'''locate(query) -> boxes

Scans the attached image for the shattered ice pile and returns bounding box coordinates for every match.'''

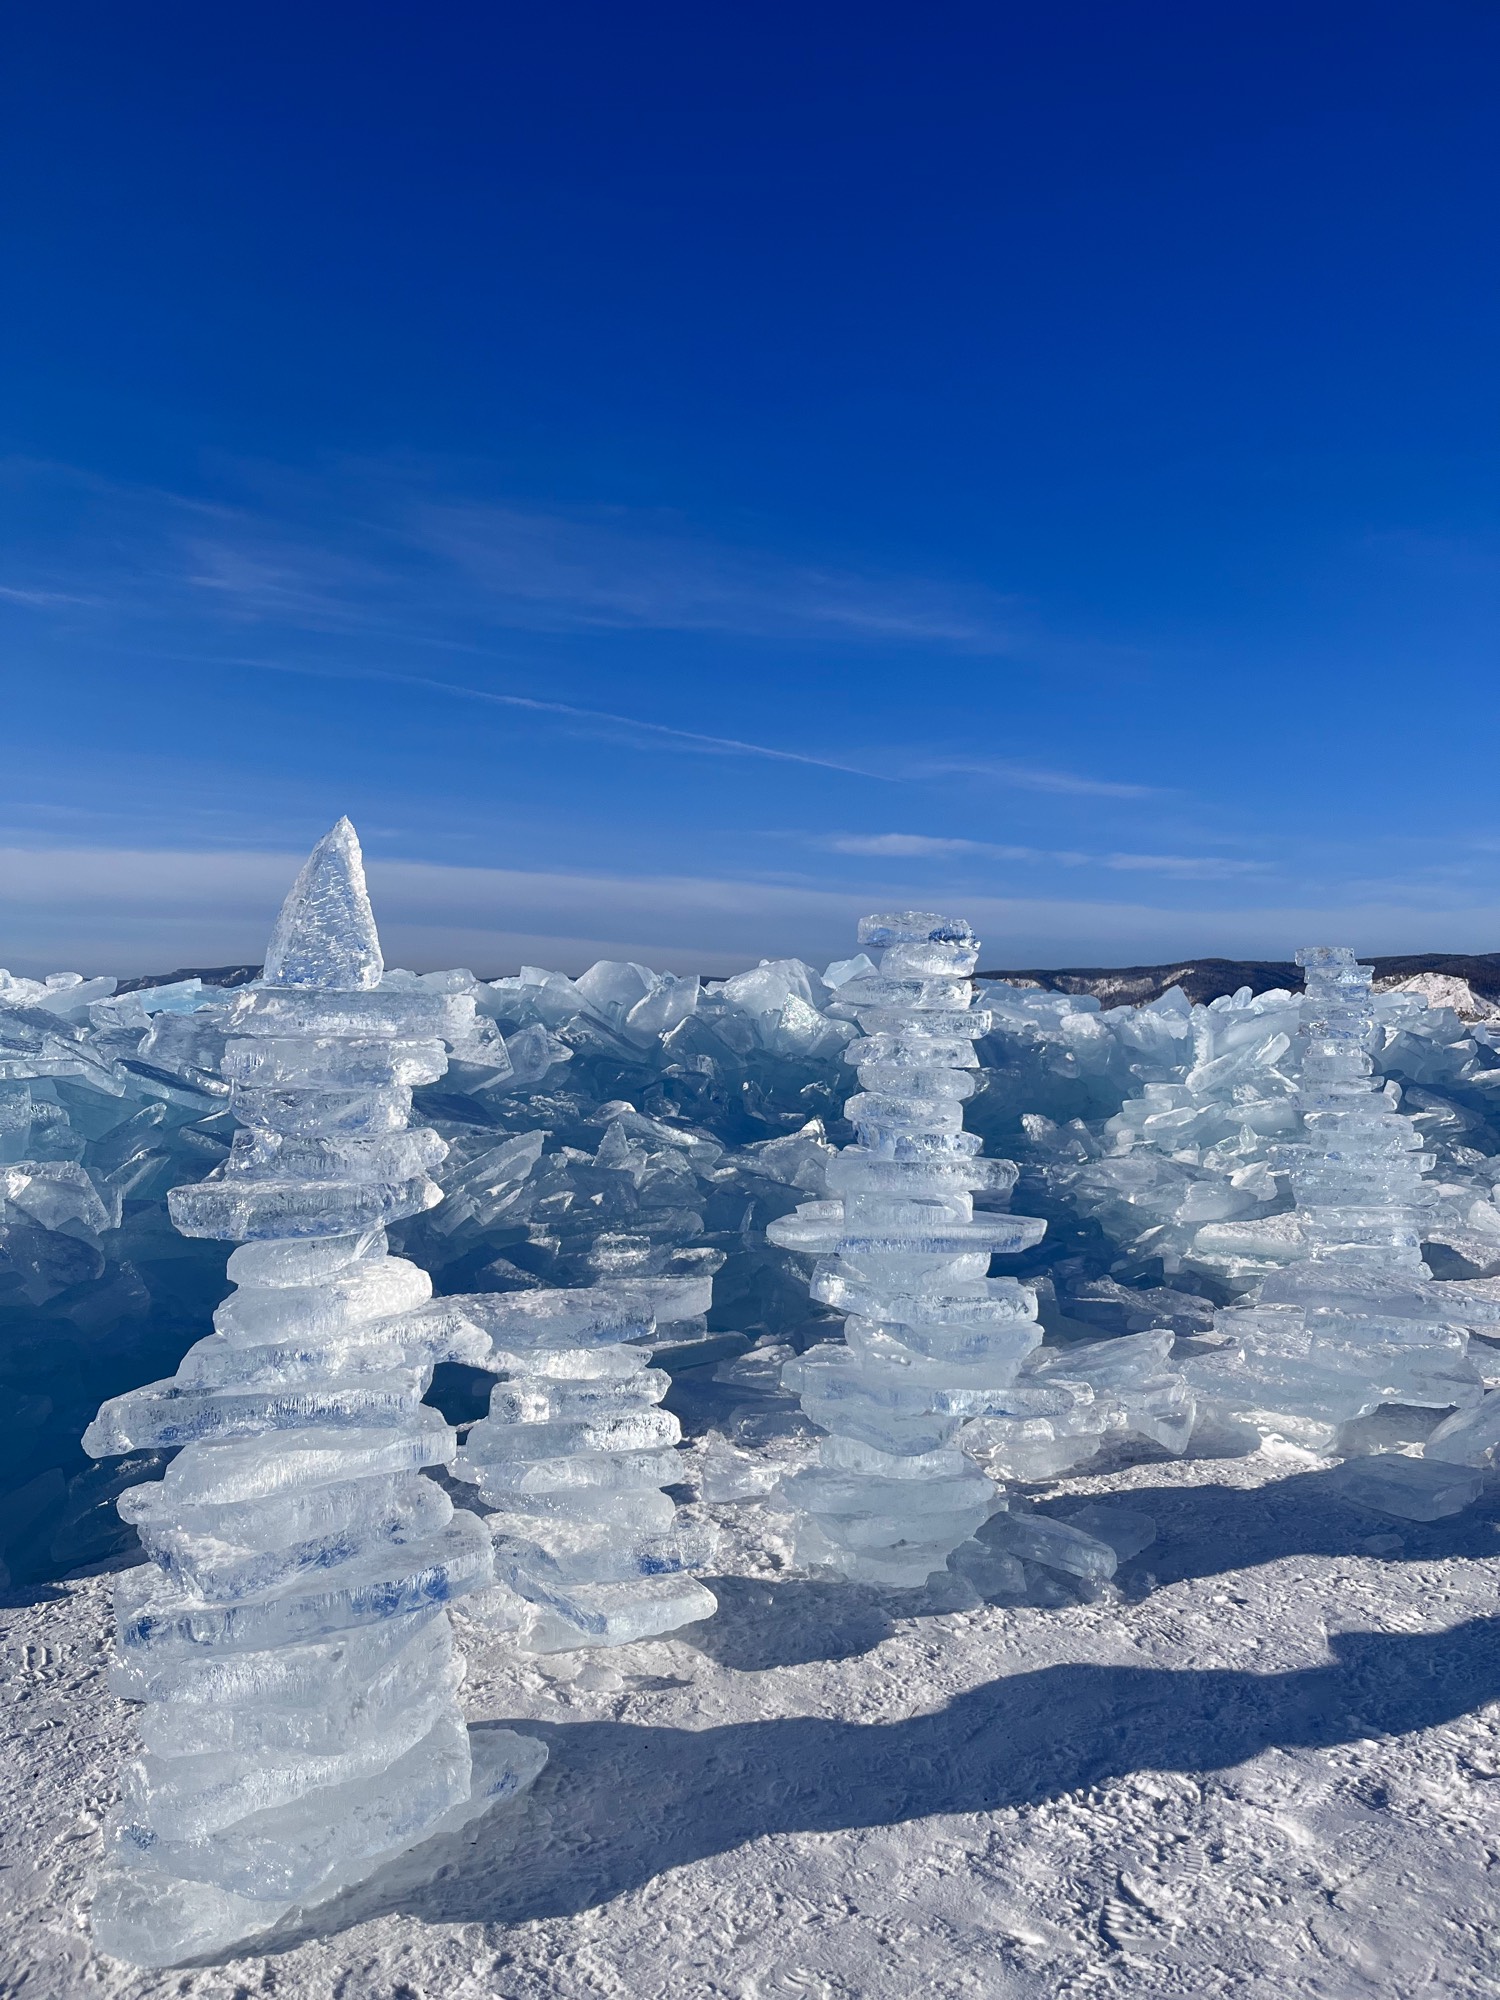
[956,1323,1196,1485]
[0,976,135,1548]
[1012,981,1303,1289]
[389,961,877,1648]
[990,963,1500,1315]
[78,821,544,1968]
[767,912,1051,1586]
[451,1267,720,1651]
[1094,982,1305,1284]
[1185,948,1498,1460]
[400,954,852,1334]
[1371,990,1500,1278]
[0,971,247,1587]
[979,977,1194,1139]
[397,967,848,1651]
[28,897,1500,1609]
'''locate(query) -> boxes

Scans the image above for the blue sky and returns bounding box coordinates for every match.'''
[1,3,1497,974]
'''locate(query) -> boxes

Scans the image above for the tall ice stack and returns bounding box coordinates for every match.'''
[1187,946,1487,1456]
[770,912,1047,1585]
[81,821,544,1966]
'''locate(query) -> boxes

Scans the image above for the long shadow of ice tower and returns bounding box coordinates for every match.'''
[80,819,545,1967]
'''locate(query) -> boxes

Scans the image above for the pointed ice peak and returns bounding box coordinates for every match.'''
[262,817,384,991]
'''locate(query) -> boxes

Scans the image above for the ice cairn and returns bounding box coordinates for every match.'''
[452,1267,719,1653]
[766,913,1050,1585]
[79,821,545,1967]
[1185,947,1500,1508]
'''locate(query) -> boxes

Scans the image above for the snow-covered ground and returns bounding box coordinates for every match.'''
[6,1442,1499,2000]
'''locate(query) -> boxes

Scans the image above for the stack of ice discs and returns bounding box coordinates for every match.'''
[1293,945,1437,1273]
[81,821,543,1967]
[771,912,1047,1586]
[454,1273,719,1651]
[1188,946,1486,1445]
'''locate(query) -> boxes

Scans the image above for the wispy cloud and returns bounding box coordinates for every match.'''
[0,583,88,607]
[1102,852,1268,879]
[916,756,1160,799]
[0,457,1019,655]
[250,660,884,777]
[831,833,998,858]
[178,535,384,629]
[825,832,1262,879]
[828,832,1085,863]
[0,456,1032,779]
[404,499,1020,648]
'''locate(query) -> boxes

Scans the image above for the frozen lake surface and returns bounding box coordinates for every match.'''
[6,1441,1499,2000]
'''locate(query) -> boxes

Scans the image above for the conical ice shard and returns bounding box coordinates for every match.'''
[262,816,383,991]
[80,821,544,1967]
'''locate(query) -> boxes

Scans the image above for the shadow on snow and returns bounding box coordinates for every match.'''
[264,1613,1500,1950]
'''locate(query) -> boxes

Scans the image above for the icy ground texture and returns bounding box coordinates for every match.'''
[1186,949,1499,1467]
[769,913,1048,1585]
[78,821,544,1966]
[452,1273,719,1650]
[7,1448,1500,1999]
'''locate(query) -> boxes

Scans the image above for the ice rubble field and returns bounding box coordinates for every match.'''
[6,850,1500,1994]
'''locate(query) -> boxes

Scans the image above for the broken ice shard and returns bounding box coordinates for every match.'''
[80,819,544,1967]
[769,912,1048,1586]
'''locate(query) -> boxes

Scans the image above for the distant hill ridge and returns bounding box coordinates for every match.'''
[117,965,261,994]
[117,951,1500,1020]
[978,951,1500,1014]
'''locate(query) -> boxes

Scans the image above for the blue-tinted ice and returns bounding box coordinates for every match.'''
[452,1271,720,1649]
[770,915,1198,1585]
[80,821,545,1966]
[768,913,1046,1584]
[1185,949,1500,1465]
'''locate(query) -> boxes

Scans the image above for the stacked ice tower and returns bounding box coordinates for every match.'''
[1290,947,1436,1274]
[770,912,1048,1586]
[1187,946,1486,1450]
[80,821,544,1967]
[454,1269,719,1652]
